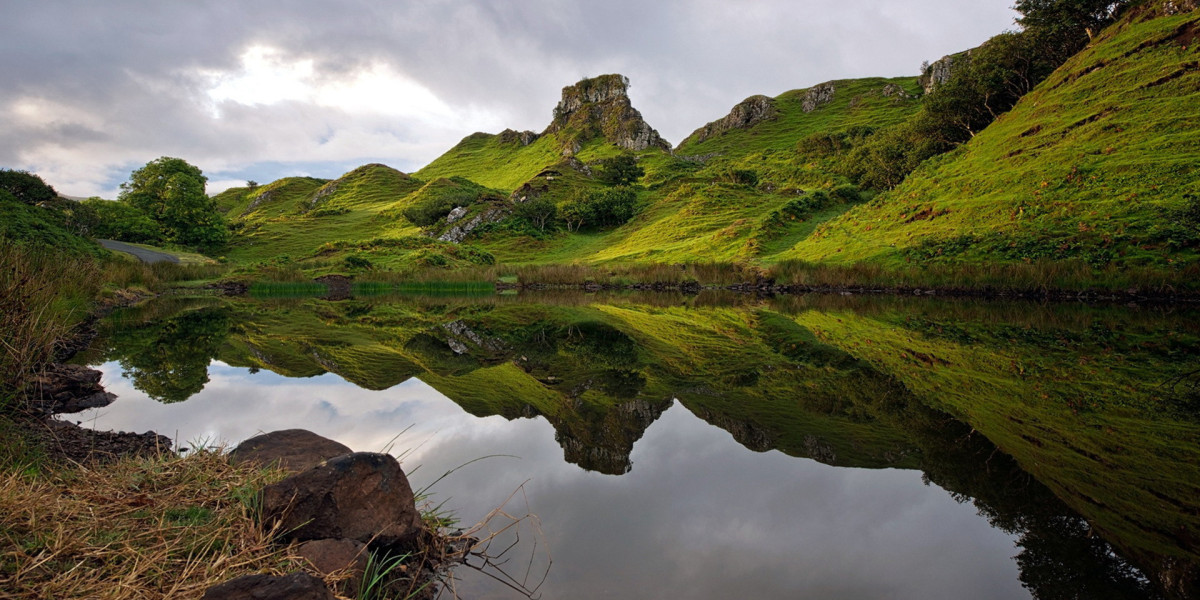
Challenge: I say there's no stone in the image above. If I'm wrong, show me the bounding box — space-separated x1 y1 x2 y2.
262 452 424 550
200 572 334 600
230 429 352 474
543 74 671 152
802 82 836 112
683 95 778 145
25 363 116 414
297 538 369 597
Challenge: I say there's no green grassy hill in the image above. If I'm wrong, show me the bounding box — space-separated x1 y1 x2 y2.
783 6 1200 271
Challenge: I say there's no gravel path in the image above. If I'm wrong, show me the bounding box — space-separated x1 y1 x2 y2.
97 239 180 264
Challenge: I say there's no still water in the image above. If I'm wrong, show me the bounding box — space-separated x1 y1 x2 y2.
73 292 1200 599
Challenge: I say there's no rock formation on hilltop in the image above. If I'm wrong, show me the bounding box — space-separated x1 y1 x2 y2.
681 95 779 146
543 74 671 155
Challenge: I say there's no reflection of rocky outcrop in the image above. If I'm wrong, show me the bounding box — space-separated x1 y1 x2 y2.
553 397 671 475
688 405 774 452
441 320 507 355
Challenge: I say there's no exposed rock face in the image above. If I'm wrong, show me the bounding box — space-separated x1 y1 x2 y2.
262 452 424 550
682 95 778 146
437 205 508 243
297 538 370 597
543 74 671 153
881 83 915 99
802 82 836 112
201 572 334 600
230 429 352 474
498 128 539 146
307 180 340 209
920 51 972 94
25 364 115 414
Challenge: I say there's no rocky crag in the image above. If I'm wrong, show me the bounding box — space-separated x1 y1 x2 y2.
544 74 671 155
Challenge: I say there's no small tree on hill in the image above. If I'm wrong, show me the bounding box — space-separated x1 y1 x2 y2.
596 154 644 186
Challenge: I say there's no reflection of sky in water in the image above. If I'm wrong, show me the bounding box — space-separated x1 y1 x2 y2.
80 360 1029 599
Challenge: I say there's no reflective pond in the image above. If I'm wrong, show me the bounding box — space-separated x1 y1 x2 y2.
72 292 1200 599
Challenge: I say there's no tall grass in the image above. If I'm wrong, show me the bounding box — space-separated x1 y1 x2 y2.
0 246 101 408
0 449 310 599
0 245 230 410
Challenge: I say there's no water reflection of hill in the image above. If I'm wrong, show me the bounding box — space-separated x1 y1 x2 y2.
94 294 1200 597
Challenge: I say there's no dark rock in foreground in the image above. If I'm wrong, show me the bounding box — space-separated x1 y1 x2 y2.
230 429 351 474
262 452 424 550
200 572 334 600
34 419 173 464
25 363 115 414
297 538 369 597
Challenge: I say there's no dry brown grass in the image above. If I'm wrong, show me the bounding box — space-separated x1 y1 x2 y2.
0 449 305 599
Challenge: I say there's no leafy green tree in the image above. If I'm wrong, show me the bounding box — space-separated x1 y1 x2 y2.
596 154 644 186
118 157 228 251
83 197 163 243
0 169 58 205
560 187 639 232
1015 0 1124 42
514 196 558 233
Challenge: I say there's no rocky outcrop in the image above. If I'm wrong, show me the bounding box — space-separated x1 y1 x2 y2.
543 74 671 153
306 180 340 209
682 95 778 146
261 452 425 551
498 128 539 146
920 51 972 94
230 429 352 474
25 364 115 414
802 82 836 112
881 83 915 99
201 572 334 600
437 205 509 243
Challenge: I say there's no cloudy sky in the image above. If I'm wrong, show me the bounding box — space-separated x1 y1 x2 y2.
2 1 1018 198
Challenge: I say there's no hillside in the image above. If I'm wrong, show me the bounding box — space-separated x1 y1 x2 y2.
783 4 1200 270
415 74 671 191
472 77 924 265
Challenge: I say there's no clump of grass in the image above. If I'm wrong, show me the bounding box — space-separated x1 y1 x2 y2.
0 449 307 599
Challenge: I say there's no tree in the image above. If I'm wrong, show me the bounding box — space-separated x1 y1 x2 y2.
596 154 644 186
514 196 558 233
119 157 227 250
1015 0 1124 42
0 169 57 205
83 198 163 243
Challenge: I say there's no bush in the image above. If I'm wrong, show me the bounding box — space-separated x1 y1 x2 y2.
343 254 373 270
596 154 644 186
83 198 163 243
560 187 639 232
0 169 57 205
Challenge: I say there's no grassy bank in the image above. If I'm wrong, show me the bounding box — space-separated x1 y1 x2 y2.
0 246 227 410
0 449 301 598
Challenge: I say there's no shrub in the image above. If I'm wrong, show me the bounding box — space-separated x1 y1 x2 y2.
596 154 644 186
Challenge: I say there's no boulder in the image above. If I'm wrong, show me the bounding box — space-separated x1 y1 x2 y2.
25 363 116 414
262 452 424 550
802 82 836 112
230 429 351 474
200 572 334 600
297 538 370 597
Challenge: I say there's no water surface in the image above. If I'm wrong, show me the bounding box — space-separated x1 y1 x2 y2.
75 293 1200 598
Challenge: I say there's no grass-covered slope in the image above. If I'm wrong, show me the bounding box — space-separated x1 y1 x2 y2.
785 7 1200 269
216 164 474 268
472 77 923 265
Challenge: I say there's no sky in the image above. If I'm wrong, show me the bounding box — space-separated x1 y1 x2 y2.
1 1 1019 198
